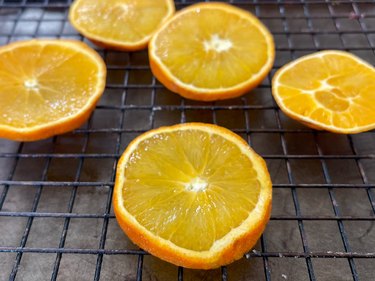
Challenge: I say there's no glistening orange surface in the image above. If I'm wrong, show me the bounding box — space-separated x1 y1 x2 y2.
0 39 106 141
69 0 175 51
272 50 375 134
113 123 272 269
149 2 275 101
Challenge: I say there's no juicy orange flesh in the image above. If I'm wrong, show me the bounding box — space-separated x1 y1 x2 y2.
154 8 269 89
71 0 171 42
0 43 101 128
276 54 375 129
123 129 261 251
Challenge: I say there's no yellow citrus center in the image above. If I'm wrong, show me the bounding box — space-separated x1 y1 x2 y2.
24 79 39 90
203 34 233 53
185 177 208 192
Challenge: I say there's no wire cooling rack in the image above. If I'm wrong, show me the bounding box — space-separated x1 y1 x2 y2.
0 0 375 280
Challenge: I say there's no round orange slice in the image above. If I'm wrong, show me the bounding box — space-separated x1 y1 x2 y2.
69 0 175 51
0 39 106 141
149 2 275 101
113 123 272 269
272 50 375 134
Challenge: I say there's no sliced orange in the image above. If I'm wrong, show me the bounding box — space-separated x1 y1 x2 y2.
149 2 275 101
272 50 375 134
0 39 106 141
113 123 272 269
69 0 175 51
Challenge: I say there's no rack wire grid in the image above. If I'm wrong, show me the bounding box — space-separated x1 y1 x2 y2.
0 0 374 280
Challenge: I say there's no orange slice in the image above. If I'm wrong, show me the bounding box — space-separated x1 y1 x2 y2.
149 2 275 101
69 0 175 51
113 123 272 269
272 50 375 134
0 39 106 141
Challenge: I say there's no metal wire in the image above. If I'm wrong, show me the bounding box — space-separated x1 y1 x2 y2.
0 0 374 280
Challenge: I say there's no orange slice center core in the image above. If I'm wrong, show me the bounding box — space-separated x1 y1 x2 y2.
185 177 208 192
310 81 352 112
203 34 232 53
314 89 350 112
24 79 39 90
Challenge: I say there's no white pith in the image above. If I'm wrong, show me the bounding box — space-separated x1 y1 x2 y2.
185 177 208 192
203 34 232 53
24 79 39 90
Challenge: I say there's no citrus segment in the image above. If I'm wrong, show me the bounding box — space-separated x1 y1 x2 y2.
149 3 275 101
69 0 175 51
0 39 106 141
114 123 272 269
272 51 375 133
